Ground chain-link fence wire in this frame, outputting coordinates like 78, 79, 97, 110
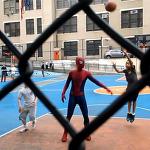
0, 41, 109, 61
0, 0, 150, 149
0, 39, 132, 62
31, 60, 125, 74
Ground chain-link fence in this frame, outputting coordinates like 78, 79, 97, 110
31, 60, 125, 74
0, 0, 149, 149
0, 40, 111, 62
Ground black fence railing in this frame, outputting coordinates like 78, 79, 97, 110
0, 0, 149, 150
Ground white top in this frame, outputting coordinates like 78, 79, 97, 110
18, 87, 36, 107
10, 66, 17, 74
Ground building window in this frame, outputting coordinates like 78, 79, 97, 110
4, 0, 19, 15
56, 0, 69, 9
70, 0, 78, 6
121, 9, 143, 28
86, 13, 109, 31
91, 0, 108, 5
36, 0, 41, 9
26, 19, 34, 35
56, 0, 78, 9
57, 16, 77, 33
4, 1, 10, 15
64, 41, 78, 56
126, 37, 136, 45
4, 22, 20, 37
86, 40, 101, 56
56, 0, 63, 9
135, 35, 150, 49
27, 43, 35, 57
27, 43, 43, 57
37, 45, 43, 57
37, 18, 42, 34
2, 46, 11, 57
25, 0, 33, 11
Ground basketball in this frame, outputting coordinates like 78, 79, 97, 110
105, 2, 117, 12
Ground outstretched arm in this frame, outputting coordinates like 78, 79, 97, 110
123, 50, 134, 68
88, 74, 112, 94
61, 74, 71, 102
112, 63, 124, 73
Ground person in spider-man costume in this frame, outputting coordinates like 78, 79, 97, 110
61, 57, 112, 142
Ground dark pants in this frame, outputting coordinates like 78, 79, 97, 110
1, 72, 7, 82
67, 95, 89, 126
42, 69, 44, 77
126, 85, 138, 102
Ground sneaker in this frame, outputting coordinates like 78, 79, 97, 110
86, 135, 91, 141
19, 127, 28, 133
130, 114, 135, 123
61, 132, 67, 142
32, 121, 36, 129
126, 113, 131, 122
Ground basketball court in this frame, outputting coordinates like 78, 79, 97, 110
1, 0, 150, 149
0, 73, 150, 149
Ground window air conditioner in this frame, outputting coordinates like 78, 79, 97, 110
102, 13, 108, 19
130, 10, 138, 14
10, 10, 14, 14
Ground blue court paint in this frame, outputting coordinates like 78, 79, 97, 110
0, 73, 150, 136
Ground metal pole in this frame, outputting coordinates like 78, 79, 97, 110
50, 41, 52, 60
100, 37, 103, 59
11, 52, 13, 65
36, 51, 37, 61
82, 39, 84, 57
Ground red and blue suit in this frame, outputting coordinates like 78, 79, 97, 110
61, 57, 112, 142
62, 69, 111, 125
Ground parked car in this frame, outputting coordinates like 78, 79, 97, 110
104, 49, 133, 59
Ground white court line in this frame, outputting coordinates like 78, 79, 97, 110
54, 104, 150, 113
55, 104, 110, 112
72, 115, 150, 121
39, 89, 93, 92
0, 113, 50, 138
94, 86, 150, 95
137, 106, 150, 112
86, 104, 150, 112
9, 78, 66, 93
46, 114, 150, 121
38, 79, 66, 87
1, 104, 150, 138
